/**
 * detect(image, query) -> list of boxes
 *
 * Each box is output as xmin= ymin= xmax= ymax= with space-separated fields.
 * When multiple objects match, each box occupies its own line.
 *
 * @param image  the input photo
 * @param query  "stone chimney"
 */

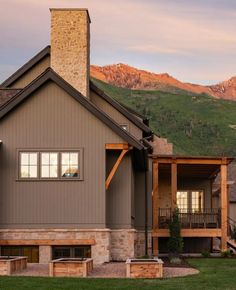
xmin=50 ymin=8 xmax=91 ymax=97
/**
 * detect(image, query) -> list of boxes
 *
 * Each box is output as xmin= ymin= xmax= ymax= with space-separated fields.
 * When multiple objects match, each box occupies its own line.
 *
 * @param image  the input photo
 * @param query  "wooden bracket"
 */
xmin=105 ymin=149 xmax=129 ymax=190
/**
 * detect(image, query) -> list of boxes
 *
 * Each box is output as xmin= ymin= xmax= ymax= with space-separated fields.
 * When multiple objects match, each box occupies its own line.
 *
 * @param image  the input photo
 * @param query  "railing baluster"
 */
xmin=157 ymin=208 xmax=221 ymax=229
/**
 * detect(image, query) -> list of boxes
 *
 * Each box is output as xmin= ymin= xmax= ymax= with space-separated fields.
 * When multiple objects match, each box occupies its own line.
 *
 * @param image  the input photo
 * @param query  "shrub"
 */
xmin=201 ymin=250 xmax=210 ymax=258
xmin=169 ymin=257 xmax=182 ymax=264
xmin=167 ymin=208 xmax=183 ymax=256
xmin=221 ymin=250 xmax=232 ymax=258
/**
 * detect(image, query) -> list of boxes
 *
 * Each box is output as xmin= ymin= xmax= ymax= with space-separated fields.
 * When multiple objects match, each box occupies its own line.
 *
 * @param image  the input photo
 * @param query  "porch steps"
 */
xmin=227 ymin=238 xmax=236 ymax=252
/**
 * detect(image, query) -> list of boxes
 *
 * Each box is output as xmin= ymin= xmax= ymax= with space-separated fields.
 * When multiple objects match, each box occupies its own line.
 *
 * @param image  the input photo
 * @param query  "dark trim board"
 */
xmin=1 ymin=46 xmax=51 ymax=87
xmin=90 ymin=80 xmax=152 ymax=135
xmin=0 ymin=68 xmax=145 ymax=151
xmin=0 ymin=46 xmax=152 ymax=137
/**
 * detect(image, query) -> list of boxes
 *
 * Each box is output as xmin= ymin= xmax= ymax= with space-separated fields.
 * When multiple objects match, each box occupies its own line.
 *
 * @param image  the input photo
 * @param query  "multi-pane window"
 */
xmin=61 ymin=152 xmax=79 ymax=178
xmin=41 ymin=153 xmax=58 ymax=178
xmin=20 ymin=152 xmax=38 ymax=178
xmin=19 ymin=150 xmax=82 ymax=180
xmin=52 ymin=246 xmax=91 ymax=260
xmin=191 ymin=191 xmax=203 ymax=212
xmin=177 ymin=190 xmax=204 ymax=213
xmin=176 ymin=191 xmax=188 ymax=212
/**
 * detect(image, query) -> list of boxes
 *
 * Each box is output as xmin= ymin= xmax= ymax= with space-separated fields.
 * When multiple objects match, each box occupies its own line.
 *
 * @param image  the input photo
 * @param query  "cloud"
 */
xmin=0 ymin=0 xmax=235 ymax=84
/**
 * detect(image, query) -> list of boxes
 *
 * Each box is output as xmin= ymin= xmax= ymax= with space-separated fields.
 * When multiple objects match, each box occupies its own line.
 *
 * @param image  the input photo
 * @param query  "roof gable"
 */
xmin=1 ymin=46 xmax=50 ymax=87
xmin=90 ymin=81 xmax=152 ymax=135
xmin=1 ymin=46 xmax=151 ymax=136
xmin=0 ymin=68 xmax=145 ymax=150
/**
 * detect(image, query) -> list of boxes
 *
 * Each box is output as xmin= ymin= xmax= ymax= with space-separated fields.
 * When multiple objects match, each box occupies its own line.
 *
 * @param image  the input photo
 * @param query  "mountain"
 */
xmin=90 ymin=64 xmax=236 ymax=101
xmin=92 ymin=77 xmax=236 ymax=156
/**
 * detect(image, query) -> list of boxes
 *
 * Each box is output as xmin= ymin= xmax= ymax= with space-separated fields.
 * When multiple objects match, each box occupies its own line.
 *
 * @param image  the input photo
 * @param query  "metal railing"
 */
xmin=158 ymin=208 xmax=221 ymax=229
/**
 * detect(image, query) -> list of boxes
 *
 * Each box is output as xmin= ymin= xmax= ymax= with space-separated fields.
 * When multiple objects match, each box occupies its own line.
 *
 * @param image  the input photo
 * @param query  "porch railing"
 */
xmin=158 ymin=208 xmax=221 ymax=229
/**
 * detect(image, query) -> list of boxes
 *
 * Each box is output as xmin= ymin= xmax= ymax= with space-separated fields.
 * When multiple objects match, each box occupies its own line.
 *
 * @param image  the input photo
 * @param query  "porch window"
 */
xmin=177 ymin=190 xmax=204 ymax=213
xmin=40 ymin=152 xmax=58 ymax=178
xmin=61 ymin=152 xmax=80 ymax=178
xmin=20 ymin=152 xmax=38 ymax=178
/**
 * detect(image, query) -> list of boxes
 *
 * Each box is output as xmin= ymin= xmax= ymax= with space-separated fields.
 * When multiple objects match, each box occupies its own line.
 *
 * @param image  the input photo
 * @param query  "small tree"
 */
xmin=167 ymin=208 xmax=183 ymax=257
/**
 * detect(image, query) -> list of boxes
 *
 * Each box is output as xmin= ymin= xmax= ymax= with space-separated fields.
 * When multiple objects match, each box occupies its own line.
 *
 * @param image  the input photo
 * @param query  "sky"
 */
xmin=0 ymin=0 xmax=236 ymax=85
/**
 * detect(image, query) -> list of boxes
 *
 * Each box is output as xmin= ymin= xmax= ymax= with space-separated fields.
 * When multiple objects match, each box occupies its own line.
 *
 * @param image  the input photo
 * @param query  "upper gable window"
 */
xmin=20 ymin=152 xmax=38 ymax=178
xmin=41 ymin=153 xmax=58 ymax=178
xmin=120 ymin=124 xmax=128 ymax=131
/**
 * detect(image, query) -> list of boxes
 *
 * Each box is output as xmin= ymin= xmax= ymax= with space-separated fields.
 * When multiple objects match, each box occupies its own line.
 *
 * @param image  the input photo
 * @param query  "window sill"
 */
xmin=15 ymin=178 xmax=84 ymax=182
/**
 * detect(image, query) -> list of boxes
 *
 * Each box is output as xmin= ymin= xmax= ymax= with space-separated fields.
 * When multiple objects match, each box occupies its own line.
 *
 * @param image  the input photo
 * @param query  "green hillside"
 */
xmin=92 ymin=78 xmax=236 ymax=156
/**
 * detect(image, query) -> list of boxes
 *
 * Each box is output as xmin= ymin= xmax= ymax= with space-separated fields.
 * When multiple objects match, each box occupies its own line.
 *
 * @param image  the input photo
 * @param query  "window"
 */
xmin=52 ymin=246 xmax=91 ymax=260
xmin=18 ymin=150 xmax=83 ymax=180
xmin=61 ymin=152 xmax=79 ymax=178
xmin=20 ymin=152 xmax=38 ymax=178
xmin=1 ymin=246 xmax=39 ymax=263
xmin=177 ymin=190 xmax=204 ymax=213
xmin=120 ymin=124 xmax=128 ymax=131
xmin=41 ymin=153 xmax=58 ymax=178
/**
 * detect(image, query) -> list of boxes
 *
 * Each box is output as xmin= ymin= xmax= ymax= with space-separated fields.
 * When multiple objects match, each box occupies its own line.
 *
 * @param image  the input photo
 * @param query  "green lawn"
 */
xmin=0 ymin=259 xmax=236 ymax=290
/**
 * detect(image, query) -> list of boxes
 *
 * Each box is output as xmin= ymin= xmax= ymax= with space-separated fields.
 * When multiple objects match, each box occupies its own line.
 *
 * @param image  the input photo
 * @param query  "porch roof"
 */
xmin=150 ymin=155 xmax=234 ymax=179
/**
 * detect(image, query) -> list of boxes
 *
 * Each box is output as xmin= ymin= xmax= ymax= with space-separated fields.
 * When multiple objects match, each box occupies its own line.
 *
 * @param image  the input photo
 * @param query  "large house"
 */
xmin=0 ymin=8 xmax=234 ymax=264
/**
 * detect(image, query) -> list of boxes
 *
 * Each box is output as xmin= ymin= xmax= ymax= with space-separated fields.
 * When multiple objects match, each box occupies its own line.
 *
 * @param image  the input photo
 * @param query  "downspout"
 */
xmin=144 ymin=167 xmax=148 ymax=256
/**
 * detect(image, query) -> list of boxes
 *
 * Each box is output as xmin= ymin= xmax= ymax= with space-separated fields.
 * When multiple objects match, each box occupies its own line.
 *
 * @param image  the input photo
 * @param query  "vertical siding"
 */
xmin=106 ymin=151 xmax=132 ymax=229
xmin=9 ymin=56 xmax=50 ymax=88
xmin=230 ymin=203 xmax=236 ymax=222
xmin=90 ymin=91 xmax=143 ymax=139
xmin=0 ymin=81 xmax=124 ymax=229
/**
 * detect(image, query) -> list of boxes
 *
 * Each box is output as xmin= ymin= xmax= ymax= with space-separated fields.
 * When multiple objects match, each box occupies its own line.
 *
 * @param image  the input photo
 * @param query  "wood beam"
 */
xmin=152 ymin=229 xmax=222 ymax=238
xmin=221 ymin=164 xmax=228 ymax=251
xmin=152 ymin=161 xmax=159 ymax=255
xmin=105 ymin=149 xmax=129 ymax=190
xmin=171 ymin=161 xmax=177 ymax=209
xmin=0 ymin=239 xmax=95 ymax=246
xmin=153 ymin=158 xmax=225 ymax=165
xmin=105 ymin=143 xmax=131 ymax=150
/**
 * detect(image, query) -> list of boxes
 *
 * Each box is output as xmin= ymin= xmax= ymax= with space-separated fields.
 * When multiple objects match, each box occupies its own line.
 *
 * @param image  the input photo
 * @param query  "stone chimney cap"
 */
xmin=49 ymin=8 xmax=91 ymax=23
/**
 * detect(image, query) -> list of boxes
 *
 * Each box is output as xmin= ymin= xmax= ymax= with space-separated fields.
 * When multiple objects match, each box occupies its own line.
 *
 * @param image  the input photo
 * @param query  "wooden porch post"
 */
xmin=153 ymin=161 xmax=159 ymax=255
xmin=221 ymin=159 xmax=228 ymax=251
xmin=171 ymin=161 xmax=177 ymax=209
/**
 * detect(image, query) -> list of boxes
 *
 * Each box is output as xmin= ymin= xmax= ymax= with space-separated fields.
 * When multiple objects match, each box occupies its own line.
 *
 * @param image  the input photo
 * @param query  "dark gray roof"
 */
xmin=0 ymin=68 xmax=146 ymax=151
xmin=0 ymin=46 xmax=152 ymax=136
xmin=1 ymin=46 xmax=50 ymax=87
xmin=90 ymin=81 xmax=152 ymax=135
xmin=0 ymin=89 xmax=22 ymax=106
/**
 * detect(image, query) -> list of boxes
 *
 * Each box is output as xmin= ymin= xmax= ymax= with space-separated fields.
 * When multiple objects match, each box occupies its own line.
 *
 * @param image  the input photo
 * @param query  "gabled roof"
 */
xmin=0 ymin=46 xmax=152 ymax=135
xmin=0 ymin=68 xmax=145 ymax=150
xmin=1 ymin=46 xmax=50 ymax=87
xmin=0 ymin=89 xmax=22 ymax=106
xmin=90 ymin=81 xmax=152 ymax=135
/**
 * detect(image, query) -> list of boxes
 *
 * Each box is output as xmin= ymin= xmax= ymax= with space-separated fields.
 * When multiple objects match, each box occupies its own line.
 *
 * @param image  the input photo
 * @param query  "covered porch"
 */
xmin=151 ymin=155 xmax=233 ymax=254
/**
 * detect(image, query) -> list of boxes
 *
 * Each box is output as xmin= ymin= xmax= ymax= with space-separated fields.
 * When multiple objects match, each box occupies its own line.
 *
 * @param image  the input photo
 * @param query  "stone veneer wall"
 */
xmin=50 ymin=9 xmax=90 ymax=97
xmin=110 ymin=229 xmax=136 ymax=261
xmin=134 ymin=231 xmax=152 ymax=257
xmin=0 ymin=229 xmax=149 ymax=264
xmin=0 ymin=229 xmax=110 ymax=265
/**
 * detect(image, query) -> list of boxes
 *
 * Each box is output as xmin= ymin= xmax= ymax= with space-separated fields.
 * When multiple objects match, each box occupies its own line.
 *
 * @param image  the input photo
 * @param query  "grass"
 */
xmin=0 ymin=259 xmax=236 ymax=290
xmin=92 ymin=78 xmax=236 ymax=156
